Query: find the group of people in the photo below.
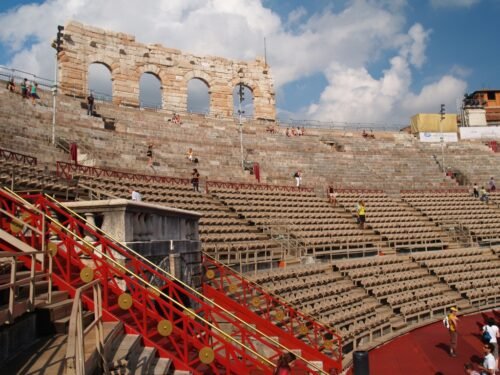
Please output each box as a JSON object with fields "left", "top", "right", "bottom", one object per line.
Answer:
{"left": 472, "top": 177, "right": 496, "bottom": 204}
{"left": 446, "top": 306, "right": 499, "bottom": 374}
{"left": 362, "top": 130, "right": 375, "bottom": 139}
{"left": 6, "top": 77, "right": 40, "bottom": 104}
{"left": 285, "top": 127, "right": 305, "bottom": 137}
{"left": 170, "top": 113, "right": 182, "bottom": 124}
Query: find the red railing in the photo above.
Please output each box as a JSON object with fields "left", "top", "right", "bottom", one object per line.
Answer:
{"left": 0, "top": 148, "right": 37, "bottom": 166}
{"left": 0, "top": 188, "right": 327, "bottom": 374}
{"left": 202, "top": 255, "right": 343, "bottom": 373}
{"left": 206, "top": 180, "right": 314, "bottom": 193}
{"left": 56, "top": 161, "right": 190, "bottom": 185}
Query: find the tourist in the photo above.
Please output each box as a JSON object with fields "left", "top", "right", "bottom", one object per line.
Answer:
{"left": 480, "top": 187, "right": 489, "bottom": 204}
{"left": 294, "top": 170, "right": 302, "bottom": 187}
{"left": 447, "top": 306, "right": 459, "bottom": 357}
{"left": 21, "top": 78, "right": 28, "bottom": 98}
{"left": 87, "top": 92, "right": 95, "bottom": 116}
{"left": 30, "top": 82, "right": 40, "bottom": 104}
{"left": 147, "top": 144, "right": 154, "bottom": 167}
{"left": 6, "top": 78, "right": 16, "bottom": 93}
{"left": 191, "top": 168, "right": 200, "bottom": 192}
{"left": 488, "top": 177, "right": 496, "bottom": 192}
{"left": 478, "top": 343, "right": 496, "bottom": 375}
{"left": 356, "top": 200, "right": 366, "bottom": 229}
{"left": 329, "top": 189, "right": 338, "bottom": 206}
{"left": 130, "top": 189, "right": 142, "bottom": 202}
{"left": 473, "top": 183, "right": 479, "bottom": 198}
{"left": 274, "top": 352, "right": 296, "bottom": 375}
{"left": 300, "top": 126, "right": 305, "bottom": 136}
{"left": 286, "top": 128, "right": 291, "bottom": 137}
{"left": 186, "top": 148, "right": 193, "bottom": 162}
{"left": 482, "top": 318, "right": 499, "bottom": 367}
{"left": 463, "top": 362, "right": 480, "bottom": 375}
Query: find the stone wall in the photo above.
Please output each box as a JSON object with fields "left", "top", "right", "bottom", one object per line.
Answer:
{"left": 59, "top": 21, "right": 276, "bottom": 120}
{"left": 64, "top": 199, "right": 202, "bottom": 287}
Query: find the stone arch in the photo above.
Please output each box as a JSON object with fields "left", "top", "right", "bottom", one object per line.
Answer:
{"left": 187, "top": 77, "right": 210, "bottom": 114}
{"left": 184, "top": 70, "right": 213, "bottom": 89}
{"left": 84, "top": 54, "right": 117, "bottom": 98}
{"left": 88, "top": 61, "right": 114, "bottom": 101}
{"left": 137, "top": 64, "right": 163, "bottom": 109}
{"left": 179, "top": 70, "right": 213, "bottom": 114}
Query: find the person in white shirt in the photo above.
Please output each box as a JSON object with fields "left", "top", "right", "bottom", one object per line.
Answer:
{"left": 483, "top": 318, "right": 499, "bottom": 368}
{"left": 479, "top": 343, "right": 496, "bottom": 375}
{"left": 130, "top": 189, "right": 142, "bottom": 202}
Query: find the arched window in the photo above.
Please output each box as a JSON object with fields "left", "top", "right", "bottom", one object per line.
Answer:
{"left": 139, "top": 73, "right": 162, "bottom": 109}
{"left": 187, "top": 78, "right": 210, "bottom": 114}
{"left": 88, "top": 63, "right": 112, "bottom": 101}
{"left": 233, "top": 84, "right": 254, "bottom": 118}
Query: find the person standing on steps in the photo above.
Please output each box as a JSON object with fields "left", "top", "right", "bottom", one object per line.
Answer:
{"left": 130, "top": 189, "right": 142, "bottom": 202}
{"left": 473, "top": 183, "right": 479, "bottom": 198}
{"left": 30, "top": 82, "right": 39, "bottom": 105}
{"left": 21, "top": 78, "right": 28, "bottom": 98}
{"left": 488, "top": 177, "right": 496, "bottom": 192}
{"left": 356, "top": 200, "right": 366, "bottom": 229}
{"left": 87, "top": 92, "right": 95, "bottom": 116}
{"left": 191, "top": 168, "right": 200, "bottom": 192}
{"left": 147, "top": 144, "right": 154, "bottom": 169}
{"left": 294, "top": 170, "right": 302, "bottom": 187}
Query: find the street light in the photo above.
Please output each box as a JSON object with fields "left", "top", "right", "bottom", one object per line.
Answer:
{"left": 51, "top": 25, "right": 64, "bottom": 145}
{"left": 238, "top": 83, "right": 245, "bottom": 170}
{"left": 440, "top": 104, "right": 446, "bottom": 174}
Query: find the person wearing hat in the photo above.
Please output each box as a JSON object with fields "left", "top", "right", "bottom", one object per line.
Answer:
{"left": 448, "top": 306, "right": 459, "bottom": 357}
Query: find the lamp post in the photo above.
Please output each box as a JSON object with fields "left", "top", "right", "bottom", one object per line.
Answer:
{"left": 440, "top": 104, "right": 446, "bottom": 174}
{"left": 51, "top": 25, "right": 64, "bottom": 145}
{"left": 238, "top": 83, "right": 245, "bottom": 170}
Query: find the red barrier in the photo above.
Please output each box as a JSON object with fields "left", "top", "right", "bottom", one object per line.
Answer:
{"left": 56, "top": 161, "right": 190, "bottom": 185}
{"left": 0, "top": 148, "right": 37, "bottom": 166}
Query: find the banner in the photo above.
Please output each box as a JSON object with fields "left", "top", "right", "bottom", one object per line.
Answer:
{"left": 460, "top": 127, "right": 500, "bottom": 140}
{"left": 419, "top": 132, "right": 458, "bottom": 143}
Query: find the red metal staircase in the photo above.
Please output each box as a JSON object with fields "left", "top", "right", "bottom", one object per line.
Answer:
{"left": 0, "top": 188, "right": 331, "bottom": 374}
{"left": 203, "top": 255, "right": 343, "bottom": 373}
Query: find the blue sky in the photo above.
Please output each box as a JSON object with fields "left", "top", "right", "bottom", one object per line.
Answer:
{"left": 0, "top": 0, "right": 499, "bottom": 127}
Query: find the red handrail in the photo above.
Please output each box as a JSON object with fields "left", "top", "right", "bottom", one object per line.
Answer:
{"left": 0, "top": 189, "right": 328, "bottom": 374}
{"left": 56, "top": 161, "right": 190, "bottom": 185}
{"left": 202, "top": 254, "right": 343, "bottom": 372}
{"left": 0, "top": 148, "right": 37, "bottom": 166}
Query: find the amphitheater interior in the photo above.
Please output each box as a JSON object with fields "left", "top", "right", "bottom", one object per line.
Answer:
{"left": 0, "top": 68, "right": 499, "bottom": 374}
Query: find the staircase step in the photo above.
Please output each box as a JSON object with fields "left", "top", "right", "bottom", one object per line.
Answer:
{"left": 35, "top": 290, "right": 69, "bottom": 305}
{"left": 109, "top": 334, "right": 142, "bottom": 368}
{"left": 53, "top": 310, "right": 94, "bottom": 334}
{"left": 39, "top": 298, "right": 74, "bottom": 321}
{"left": 150, "top": 357, "right": 173, "bottom": 375}
{"left": 128, "top": 346, "right": 157, "bottom": 374}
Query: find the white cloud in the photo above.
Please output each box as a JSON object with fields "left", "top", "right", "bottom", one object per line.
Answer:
{"left": 0, "top": 0, "right": 469, "bottom": 126}
{"left": 430, "top": 0, "right": 480, "bottom": 8}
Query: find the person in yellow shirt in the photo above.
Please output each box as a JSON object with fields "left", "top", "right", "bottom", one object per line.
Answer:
{"left": 448, "top": 306, "right": 459, "bottom": 357}
{"left": 356, "top": 200, "right": 366, "bottom": 229}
